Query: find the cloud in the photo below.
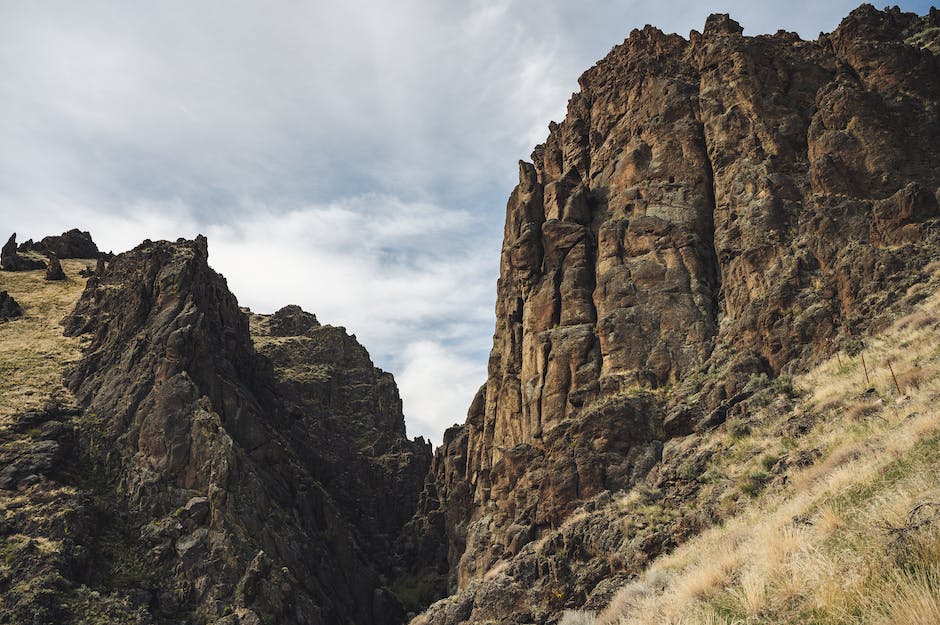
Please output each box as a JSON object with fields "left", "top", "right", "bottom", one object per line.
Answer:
{"left": 397, "top": 340, "right": 485, "bottom": 442}
{"left": 0, "top": 0, "right": 930, "bottom": 444}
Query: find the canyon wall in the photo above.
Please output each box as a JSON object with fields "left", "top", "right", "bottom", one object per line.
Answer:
{"left": 411, "top": 4, "right": 940, "bottom": 600}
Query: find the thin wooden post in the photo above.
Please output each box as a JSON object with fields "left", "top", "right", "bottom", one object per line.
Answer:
{"left": 888, "top": 360, "right": 902, "bottom": 396}
{"left": 861, "top": 352, "right": 871, "bottom": 387}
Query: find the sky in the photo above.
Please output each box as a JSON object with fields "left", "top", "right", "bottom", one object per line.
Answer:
{"left": 1, "top": 1, "right": 933, "bottom": 444}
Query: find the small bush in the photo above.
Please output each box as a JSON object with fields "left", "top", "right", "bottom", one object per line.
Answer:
{"left": 738, "top": 471, "right": 770, "bottom": 498}
{"left": 727, "top": 419, "right": 751, "bottom": 439}
{"left": 759, "top": 454, "right": 781, "bottom": 472}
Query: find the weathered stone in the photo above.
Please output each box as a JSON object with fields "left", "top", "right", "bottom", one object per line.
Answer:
{"left": 1, "top": 233, "right": 46, "bottom": 271}
{"left": 0, "top": 291, "right": 22, "bottom": 319}
{"left": 20, "top": 228, "right": 100, "bottom": 259}
{"left": 59, "top": 235, "right": 430, "bottom": 624}
{"left": 44, "top": 253, "right": 66, "bottom": 281}
{"left": 410, "top": 6, "right": 940, "bottom": 622}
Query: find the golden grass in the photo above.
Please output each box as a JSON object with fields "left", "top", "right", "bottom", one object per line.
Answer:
{"left": 588, "top": 285, "right": 940, "bottom": 625}
{"left": 876, "top": 567, "right": 940, "bottom": 625}
{"left": 0, "top": 260, "right": 91, "bottom": 421}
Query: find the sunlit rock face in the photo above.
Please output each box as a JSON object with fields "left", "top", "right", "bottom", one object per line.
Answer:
{"left": 63, "top": 236, "right": 431, "bottom": 625}
{"left": 412, "top": 5, "right": 940, "bottom": 600}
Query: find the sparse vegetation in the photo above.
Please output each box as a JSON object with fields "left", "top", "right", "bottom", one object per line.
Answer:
{"left": 0, "top": 260, "right": 90, "bottom": 420}
{"left": 574, "top": 286, "right": 940, "bottom": 625}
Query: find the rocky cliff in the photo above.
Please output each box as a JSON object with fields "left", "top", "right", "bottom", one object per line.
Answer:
{"left": 1, "top": 236, "right": 430, "bottom": 624}
{"left": 2, "top": 5, "right": 940, "bottom": 625}
{"left": 408, "top": 4, "right": 940, "bottom": 619}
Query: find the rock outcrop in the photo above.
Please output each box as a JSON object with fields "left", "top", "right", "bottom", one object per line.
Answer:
{"left": 20, "top": 228, "right": 100, "bottom": 259}
{"left": 410, "top": 4, "right": 940, "bottom": 619}
{"left": 55, "top": 236, "right": 430, "bottom": 624}
{"left": 0, "top": 290, "right": 22, "bottom": 319}
{"left": 44, "top": 253, "right": 66, "bottom": 280}
{"left": 3, "top": 6, "right": 940, "bottom": 625}
{"left": 1, "top": 233, "right": 46, "bottom": 271}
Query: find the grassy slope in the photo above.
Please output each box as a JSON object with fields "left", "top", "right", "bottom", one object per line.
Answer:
{"left": 563, "top": 269, "right": 940, "bottom": 625}
{"left": 0, "top": 263, "right": 151, "bottom": 624}
{"left": 0, "top": 259, "right": 91, "bottom": 421}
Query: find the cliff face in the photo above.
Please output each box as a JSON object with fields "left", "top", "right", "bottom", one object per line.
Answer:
{"left": 414, "top": 4, "right": 940, "bottom": 602}
{"left": 57, "top": 237, "right": 430, "bottom": 624}
{"left": 3, "top": 5, "right": 940, "bottom": 625}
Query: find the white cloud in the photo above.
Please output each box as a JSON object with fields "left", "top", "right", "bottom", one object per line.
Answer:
{"left": 397, "top": 340, "right": 484, "bottom": 442}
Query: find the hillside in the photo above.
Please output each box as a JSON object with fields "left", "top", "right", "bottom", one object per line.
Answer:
{"left": 1, "top": 4, "right": 940, "bottom": 625}
{"left": 1, "top": 238, "right": 430, "bottom": 624}
{"left": 585, "top": 280, "right": 940, "bottom": 624}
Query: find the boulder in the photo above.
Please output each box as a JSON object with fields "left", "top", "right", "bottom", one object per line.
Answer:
{"left": 44, "top": 253, "right": 66, "bottom": 281}
{"left": 0, "top": 290, "right": 23, "bottom": 319}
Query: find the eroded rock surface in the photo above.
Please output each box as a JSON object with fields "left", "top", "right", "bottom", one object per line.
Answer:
{"left": 44, "top": 253, "right": 66, "bottom": 281}
{"left": 53, "top": 236, "right": 430, "bottom": 624}
{"left": 0, "top": 290, "right": 22, "bottom": 319}
{"left": 411, "top": 5, "right": 940, "bottom": 620}
{"left": 1, "top": 233, "right": 46, "bottom": 271}
{"left": 20, "top": 228, "right": 100, "bottom": 259}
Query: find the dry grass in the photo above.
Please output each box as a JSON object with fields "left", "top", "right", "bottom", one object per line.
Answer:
{"left": 877, "top": 567, "right": 940, "bottom": 625}
{"left": 586, "top": 286, "right": 940, "bottom": 625}
{"left": 0, "top": 260, "right": 91, "bottom": 421}
{"left": 559, "top": 611, "right": 598, "bottom": 625}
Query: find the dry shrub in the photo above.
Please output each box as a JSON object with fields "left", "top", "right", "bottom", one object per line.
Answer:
{"left": 844, "top": 398, "right": 883, "bottom": 422}
{"left": 886, "top": 501, "right": 940, "bottom": 570}
{"left": 816, "top": 503, "right": 843, "bottom": 536}
{"left": 673, "top": 549, "right": 741, "bottom": 601}
{"left": 594, "top": 580, "right": 652, "bottom": 625}
{"left": 730, "top": 569, "right": 766, "bottom": 618}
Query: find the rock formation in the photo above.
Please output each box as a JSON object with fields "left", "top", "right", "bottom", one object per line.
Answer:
{"left": 44, "top": 252, "right": 67, "bottom": 280}
{"left": 53, "top": 236, "right": 431, "bottom": 624}
{"left": 2, "top": 5, "right": 940, "bottom": 625}
{"left": 20, "top": 228, "right": 100, "bottom": 258}
{"left": 1, "top": 233, "right": 46, "bottom": 271}
{"left": 407, "top": 4, "right": 940, "bottom": 618}
{"left": 0, "top": 290, "right": 22, "bottom": 319}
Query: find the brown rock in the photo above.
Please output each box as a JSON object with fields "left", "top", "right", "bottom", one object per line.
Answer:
{"left": 1, "top": 233, "right": 46, "bottom": 271}
{"left": 21, "top": 228, "right": 100, "bottom": 259}
{"left": 410, "top": 6, "right": 940, "bottom": 622}
{"left": 44, "top": 253, "right": 66, "bottom": 280}
{"left": 871, "top": 182, "right": 940, "bottom": 246}
{"left": 60, "top": 236, "right": 430, "bottom": 625}
{"left": 0, "top": 290, "right": 23, "bottom": 319}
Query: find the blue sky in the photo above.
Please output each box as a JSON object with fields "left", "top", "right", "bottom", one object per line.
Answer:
{"left": 1, "top": 1, "right": 933, "bottom": 443}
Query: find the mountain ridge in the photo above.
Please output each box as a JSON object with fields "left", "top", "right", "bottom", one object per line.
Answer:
{"left": 1, "top": 4, "right": 939, "bottom": 625}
